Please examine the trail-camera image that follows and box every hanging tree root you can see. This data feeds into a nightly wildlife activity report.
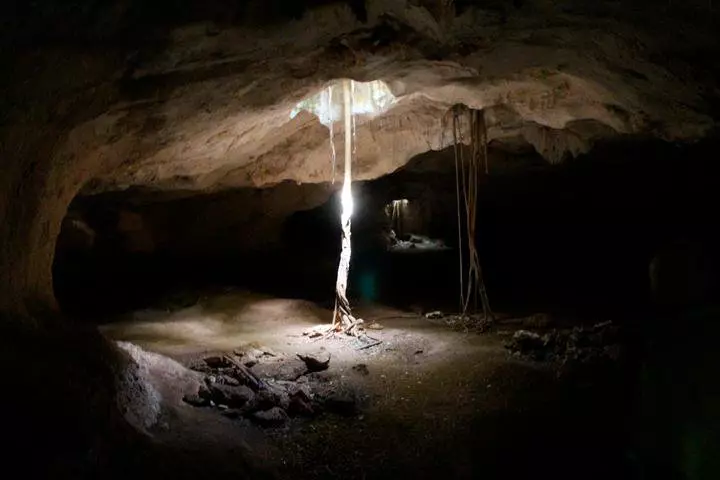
[451,104,495,325]
[327,294,382,348]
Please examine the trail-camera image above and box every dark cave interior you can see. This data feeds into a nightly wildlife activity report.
[2,1,720,479]
[55,138,720,320]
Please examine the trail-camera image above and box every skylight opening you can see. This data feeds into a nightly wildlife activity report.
[290,79,396,126]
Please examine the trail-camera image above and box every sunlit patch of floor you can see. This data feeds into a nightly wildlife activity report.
[100,291,331,356]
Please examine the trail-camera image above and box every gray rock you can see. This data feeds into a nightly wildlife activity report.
[252,358,306,381]
[286,383,313,401]
[209,383,255,408]
[219,375,240,386]
[297,351,330,372]
[252,407,289,427]
[252,387,290,411]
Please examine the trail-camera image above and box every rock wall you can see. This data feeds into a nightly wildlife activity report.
[1,1,718,319]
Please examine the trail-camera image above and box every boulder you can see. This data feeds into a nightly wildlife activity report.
[252,407,289,427]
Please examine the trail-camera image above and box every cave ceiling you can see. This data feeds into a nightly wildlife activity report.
[6,1,719,196]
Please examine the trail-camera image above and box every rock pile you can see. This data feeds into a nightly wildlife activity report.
[505,321,623,367]
[182,346,362,427]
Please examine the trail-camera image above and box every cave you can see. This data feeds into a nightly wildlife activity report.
[2,2,720,479]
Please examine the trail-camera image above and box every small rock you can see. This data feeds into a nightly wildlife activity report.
[351,364,370,376]
[425,311,444,320]
[209,384,255,408]
[297,351,331,372]
[219,375,240,386]
[252,407,289,427]
[253,387,290,411]
[182,393,209,407]
[286,383,313,401]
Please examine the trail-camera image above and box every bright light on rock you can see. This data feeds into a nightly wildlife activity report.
[290,79,396,126]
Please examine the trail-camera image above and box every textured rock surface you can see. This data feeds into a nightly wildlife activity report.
[1,1,718,315]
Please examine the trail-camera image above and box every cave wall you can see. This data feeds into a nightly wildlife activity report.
[1,0,718,320]
[53,182,336,314]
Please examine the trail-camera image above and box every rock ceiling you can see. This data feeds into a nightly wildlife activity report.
[50,2,719,195]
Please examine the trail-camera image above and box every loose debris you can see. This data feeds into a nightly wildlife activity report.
[438,313,494,333]
[505,321,623,371]
[182,344,365,427]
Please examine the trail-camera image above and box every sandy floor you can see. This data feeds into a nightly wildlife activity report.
[101,289,631,480]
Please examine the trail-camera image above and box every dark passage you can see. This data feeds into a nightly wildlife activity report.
[54,139,720,321]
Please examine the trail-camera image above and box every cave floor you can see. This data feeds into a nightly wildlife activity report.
[101,290,632,480]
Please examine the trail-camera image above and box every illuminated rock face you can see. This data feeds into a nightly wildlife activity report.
[0,1,718,314]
